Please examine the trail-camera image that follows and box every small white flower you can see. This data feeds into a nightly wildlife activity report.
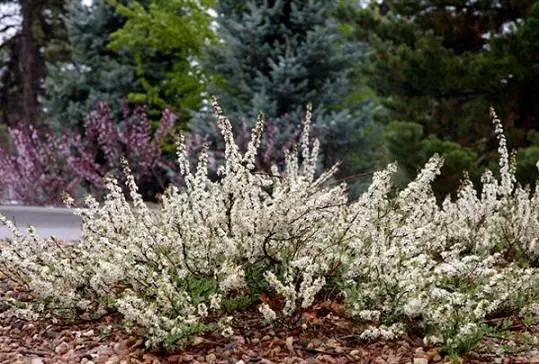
[197,303,208,317]
[258,303,277,322]
[221,326,234,337]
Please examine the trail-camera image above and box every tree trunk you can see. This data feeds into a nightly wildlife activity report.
[19,0,39,123]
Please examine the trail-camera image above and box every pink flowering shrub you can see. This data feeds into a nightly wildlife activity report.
[0,102,177,205]
[0,124,79,205]
[68,102,177,200]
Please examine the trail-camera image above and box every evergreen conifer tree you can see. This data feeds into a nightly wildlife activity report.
[194,0,380,193]
[340,0,539,195]
[44,0,140,131]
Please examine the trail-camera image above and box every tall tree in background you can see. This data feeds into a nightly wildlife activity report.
[0,0,68,126]
[340,0,539,196]
[107,0,215,125]
[19,0,38,124]
[195,0,380,193]
[0,1,21,126]
[44,0,141,131]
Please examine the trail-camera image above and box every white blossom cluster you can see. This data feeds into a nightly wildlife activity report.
[0,102,537,352]
[343,108,539,351]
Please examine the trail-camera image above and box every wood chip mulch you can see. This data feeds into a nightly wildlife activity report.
[0,276,537,364]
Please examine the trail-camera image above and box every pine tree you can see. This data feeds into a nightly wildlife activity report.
[194,0,380,192]
[340,0,539,195]
[44,0,140,131]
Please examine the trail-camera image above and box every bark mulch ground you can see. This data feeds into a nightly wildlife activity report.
[0,275,537,364]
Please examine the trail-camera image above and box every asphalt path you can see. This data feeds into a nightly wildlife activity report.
[0,205,82,240]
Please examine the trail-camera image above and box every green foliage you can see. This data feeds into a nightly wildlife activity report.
[162,322,213,351]
[421,138,478,199]
[383,121,478,197]
[383,121,424,185]
[439,323,490,356]
[108,0,215,124]
[177,276,219,305]
[221,295,257,312]
[44,0,140,130]
[339,0,539,198]
[516,131,539,186]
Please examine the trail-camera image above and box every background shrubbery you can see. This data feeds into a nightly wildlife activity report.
[4,0,539,204]
[0,102,176,204]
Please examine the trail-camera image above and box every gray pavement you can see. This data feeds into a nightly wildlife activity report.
[0,205,82,240]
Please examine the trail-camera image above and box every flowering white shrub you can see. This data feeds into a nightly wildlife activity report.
[343,108,539,352]
[0,102,537,354]
[0,98,348,347]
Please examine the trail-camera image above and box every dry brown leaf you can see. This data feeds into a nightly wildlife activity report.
[191,336,205,346]
[302,310,322,325]
[285,336,294,354]
[142,353,161,363]
[259,292,285,311]
[316,301,347,317]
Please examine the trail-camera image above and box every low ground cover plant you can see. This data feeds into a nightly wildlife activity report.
[0,100,537,355]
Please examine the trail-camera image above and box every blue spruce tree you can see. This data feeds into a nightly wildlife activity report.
[44,0,140,131]
[194,0,381,194]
